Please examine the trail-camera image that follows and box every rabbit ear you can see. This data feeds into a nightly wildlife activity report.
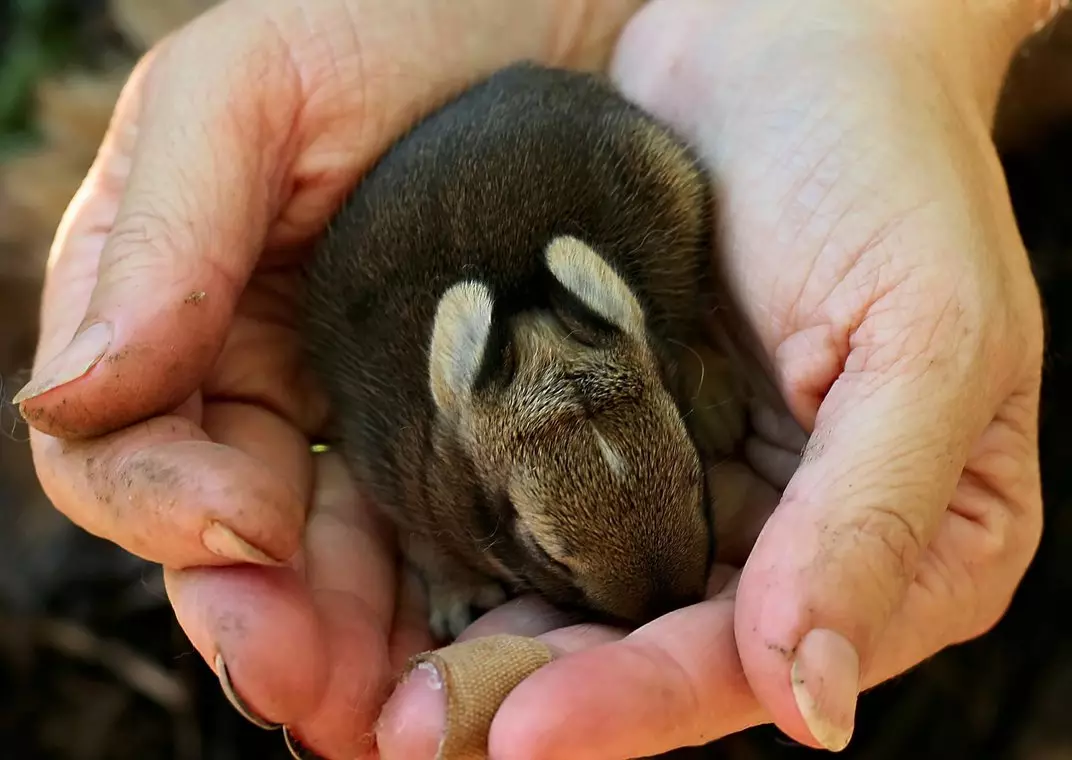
[429,280,495,414]
[544,235,645,339]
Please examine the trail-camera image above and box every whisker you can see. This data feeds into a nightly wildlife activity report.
[667,338,705,400]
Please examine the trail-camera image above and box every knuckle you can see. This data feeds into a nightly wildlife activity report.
[864,283,984,375]
[842,504,925,594]
[29,424,195,565]
[106,208,188,268]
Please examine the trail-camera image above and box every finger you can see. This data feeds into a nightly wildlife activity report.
[378,594,622,760]
[733,353,999,752]
[167,452,400,759]
[205,270,331,435]
[377,607,624,760]
[28,396,313,573]
[488,599,764,760]
[376,666,446,760]
[791,463,1039,700]
[278,451,400,759]
[30,415,306,567]
[165,564,328,724]
[201,400,314,506]
[16,0,646,440]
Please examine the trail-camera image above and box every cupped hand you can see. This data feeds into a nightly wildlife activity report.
[376,1,1053,758]
[14,0,645,756]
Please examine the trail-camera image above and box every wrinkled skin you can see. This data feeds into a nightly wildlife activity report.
[16,0,1052,758]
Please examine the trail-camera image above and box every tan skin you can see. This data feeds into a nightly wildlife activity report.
[16,0,1055,757]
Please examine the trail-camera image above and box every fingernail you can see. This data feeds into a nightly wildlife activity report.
[202,521,283,565]
[283,727,326,759]
[790,629,859,752]
[375,663,446,758]
[13,322,113,404]
[215,652,281,731]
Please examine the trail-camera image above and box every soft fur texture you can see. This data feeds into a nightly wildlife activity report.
[302,62,748,639]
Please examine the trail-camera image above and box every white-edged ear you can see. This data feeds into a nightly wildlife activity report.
[429,281,495,414]
[545,235,645,338]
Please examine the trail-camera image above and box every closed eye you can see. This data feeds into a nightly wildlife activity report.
[549,308,602,348]
[548,287,619,350]
[523,531,575,579]
[502,496,575,579]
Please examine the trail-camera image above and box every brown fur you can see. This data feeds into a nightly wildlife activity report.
[301,61,749,639]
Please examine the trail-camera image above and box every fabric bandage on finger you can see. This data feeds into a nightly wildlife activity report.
[405,634,555,760]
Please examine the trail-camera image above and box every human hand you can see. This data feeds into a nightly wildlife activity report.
[13,0,645,756]
[376,1,1053,757]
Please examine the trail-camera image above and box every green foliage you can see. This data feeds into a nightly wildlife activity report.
[0,0,88,154]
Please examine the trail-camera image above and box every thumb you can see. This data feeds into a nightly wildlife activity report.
[734,317,1000,752]
[15,12,299,439]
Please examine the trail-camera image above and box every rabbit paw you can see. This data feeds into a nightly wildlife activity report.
[427,581,508,642]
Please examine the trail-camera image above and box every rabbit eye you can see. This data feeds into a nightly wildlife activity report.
[561,311,616,349]
[548,283,619,349]
[502,496,575,579]
[526,535,575,579]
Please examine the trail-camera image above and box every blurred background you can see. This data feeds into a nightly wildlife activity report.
[0,2,1071,759]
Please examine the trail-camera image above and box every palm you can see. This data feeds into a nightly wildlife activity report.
[197,266,325,491]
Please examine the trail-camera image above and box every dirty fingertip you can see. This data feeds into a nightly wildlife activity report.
[14,321,113,407]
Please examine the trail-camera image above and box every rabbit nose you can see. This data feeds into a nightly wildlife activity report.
[640,589,704,622]
[581,556,709,626]
[635,567,708,623]
[595,581,705,627]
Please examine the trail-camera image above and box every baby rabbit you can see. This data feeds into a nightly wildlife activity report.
[302,61,747,641]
